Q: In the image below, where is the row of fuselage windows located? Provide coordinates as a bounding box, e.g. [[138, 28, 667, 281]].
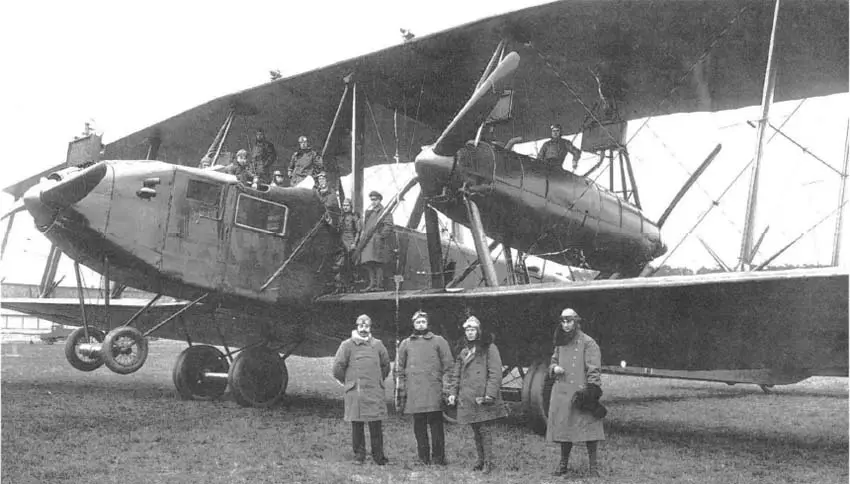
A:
[[187, 179, 289, 236]]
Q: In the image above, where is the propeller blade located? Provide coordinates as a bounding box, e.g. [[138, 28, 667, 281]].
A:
[[406, 192, 426, 230], [657, 144, 722, 228], [1, 200, 25, 221], [432, 52, 520, 157]]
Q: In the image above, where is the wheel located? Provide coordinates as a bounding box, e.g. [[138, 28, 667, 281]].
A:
[[172, 345, 230, 401], [102, 326, 149, 375], [64, 327, 105, 371], [521, 361, 554, 435], [228, 347, 288, 408]]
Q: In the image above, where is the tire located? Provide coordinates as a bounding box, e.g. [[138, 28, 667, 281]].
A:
[[64, 327, 105, 371], [102, 326, 149, 375], [228, 347, 288, 408], [521, 361, 554, 435], [172, 345, 229, 401]]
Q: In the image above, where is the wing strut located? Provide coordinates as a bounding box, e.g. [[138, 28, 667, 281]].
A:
[[739, 0, 781, 270]]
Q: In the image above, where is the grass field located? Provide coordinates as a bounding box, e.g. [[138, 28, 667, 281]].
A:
[[2, 340, 847, 484]]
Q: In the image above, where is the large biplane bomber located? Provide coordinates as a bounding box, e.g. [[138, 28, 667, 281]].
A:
[[2, 0, 847, 431]]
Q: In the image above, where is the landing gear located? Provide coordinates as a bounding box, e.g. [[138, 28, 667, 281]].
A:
[[102, 326, 149, 375], [228, 347, 289, 408], [521, 361, 554, 435], [173, 345, 230, 401], [64, 327, 105, 371]]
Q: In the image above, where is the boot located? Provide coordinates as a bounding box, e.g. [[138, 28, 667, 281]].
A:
[[552, 442, 572, 476], [363, 266, 375, 292], [472, 425, 485, 471], [372, 267, 384, 292], [587, 441, 599, 477]]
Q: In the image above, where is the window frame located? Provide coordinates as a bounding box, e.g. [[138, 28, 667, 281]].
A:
[[186, 178, 225, 221], [233, 193, 290, 236]]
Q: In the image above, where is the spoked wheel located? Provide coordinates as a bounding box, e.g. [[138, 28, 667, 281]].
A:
[[102, 326, 149, 375], [521, 361, 554, 435], [173, 345, 230, 401], [228, 347, 288, 408], [64, 327, 105, 371]]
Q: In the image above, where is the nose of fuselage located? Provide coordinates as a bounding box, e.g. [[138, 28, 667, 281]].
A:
[[23, 162, 108, 229]]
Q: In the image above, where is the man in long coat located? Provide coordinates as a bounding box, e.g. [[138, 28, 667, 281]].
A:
[[546, 307, 605, 477], [444, 316, 508, 474], [360, 190, 394, 292], [332, 314, 391, 465], [397, 310, 454, 465]]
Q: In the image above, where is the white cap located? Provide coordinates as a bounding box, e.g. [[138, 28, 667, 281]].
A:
[[462, 316, 481, 330]]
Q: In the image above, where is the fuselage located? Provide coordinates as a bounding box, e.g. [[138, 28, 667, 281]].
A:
[[24, 161, 337, 307], [416, 141, 666, 276]]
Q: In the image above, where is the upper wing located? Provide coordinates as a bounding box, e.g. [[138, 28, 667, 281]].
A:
[[103, 0, 847, 168], [314, 267, 848, 374]]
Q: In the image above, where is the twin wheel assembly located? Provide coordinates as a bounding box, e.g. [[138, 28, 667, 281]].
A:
[[65, 326, 289, 407], [173, 345, 288, 407]]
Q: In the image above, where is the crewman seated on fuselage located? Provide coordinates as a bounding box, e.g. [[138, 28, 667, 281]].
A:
[[214, 149, 255, 185]]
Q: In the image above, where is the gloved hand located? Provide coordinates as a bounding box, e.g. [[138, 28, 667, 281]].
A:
[[446, 395, 456, 406], [552, 365, 566, 375]]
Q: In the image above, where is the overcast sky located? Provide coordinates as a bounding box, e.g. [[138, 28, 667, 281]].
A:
[[1, 0, 847, 286]]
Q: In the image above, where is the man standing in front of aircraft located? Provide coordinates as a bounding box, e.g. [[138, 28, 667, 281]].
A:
[[396, 310, 454, 466], [547, 307, 605, 477], [289, 135, 324, 186], [251, 128, 277, 183], [537, 124, 582, 171], [360, 191, 394, 292], [332, 314, 391, 465]]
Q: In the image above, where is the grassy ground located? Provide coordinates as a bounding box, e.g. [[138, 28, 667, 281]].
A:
[[2, 340, 847, 484]]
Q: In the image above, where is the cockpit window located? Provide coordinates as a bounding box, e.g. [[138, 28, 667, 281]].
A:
[[187, 179, 223, 219], [234, 193, 288, 236]]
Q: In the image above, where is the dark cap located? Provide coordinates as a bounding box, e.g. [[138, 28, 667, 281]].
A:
[[550, 124, 562, 130], [368, 190, 382, 200]]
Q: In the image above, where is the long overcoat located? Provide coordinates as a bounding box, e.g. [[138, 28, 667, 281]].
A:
[[444, 337, 508, 424], [332, 332, 391, 422], [546, 330, 606, 442], [398, 332, 454, 414], [360, 204, 394, 264]]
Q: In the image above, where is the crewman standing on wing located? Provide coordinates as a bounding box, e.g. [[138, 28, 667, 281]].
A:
[[250, 128, 277, 183]]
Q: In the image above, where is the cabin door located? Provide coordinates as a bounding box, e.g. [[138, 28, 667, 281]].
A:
[[162, 174, 227, 288], [222, 191, 290, 301]]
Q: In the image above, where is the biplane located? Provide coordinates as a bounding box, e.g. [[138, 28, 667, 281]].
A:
[[3, 0, 847, 431]]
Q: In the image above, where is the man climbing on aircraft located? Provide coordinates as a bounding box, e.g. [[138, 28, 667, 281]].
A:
[[537, 124, 582, 171], [315, 172, 340, 227], [289, 135, 324, 186], [250, 128, 277, 183], [332, 198, 361, 293]]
